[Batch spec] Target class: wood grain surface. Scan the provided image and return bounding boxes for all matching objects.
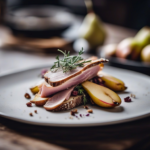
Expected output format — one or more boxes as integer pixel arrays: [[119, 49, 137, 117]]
[[1, 23, 150, 150], [0, 116, 150, 150]]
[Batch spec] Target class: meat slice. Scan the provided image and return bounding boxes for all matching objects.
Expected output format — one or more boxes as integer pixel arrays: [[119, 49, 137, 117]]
[[40, 64, 100, 97], [44, 87, 74, 111], [44, 58, 108, 87]]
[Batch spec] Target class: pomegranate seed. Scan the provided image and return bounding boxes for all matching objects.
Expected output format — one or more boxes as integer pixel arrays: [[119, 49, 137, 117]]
[[99, 83, 105, 86], [124, 96, 132, 102], [26, 102, 32, 107], [86, 114, 90, 116], [80, 114, 82, 117], [71, 90, 78, 96], [93, 77, 98, 83]]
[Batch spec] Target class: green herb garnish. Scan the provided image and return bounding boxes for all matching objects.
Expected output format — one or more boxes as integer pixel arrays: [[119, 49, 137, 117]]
[[51, 48, 91, 73], [75, 85, 88, 105]]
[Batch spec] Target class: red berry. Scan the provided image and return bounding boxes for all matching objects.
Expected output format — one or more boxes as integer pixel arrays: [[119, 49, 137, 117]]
[[71, 90, 78, 96], [93, 77, 98, 83], [124, 96, 132, 102], [26, 102, 32, 107]]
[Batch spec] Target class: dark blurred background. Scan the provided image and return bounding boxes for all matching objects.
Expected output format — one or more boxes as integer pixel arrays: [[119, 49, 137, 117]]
[[0, 0, 150, 74], [2, 0, 150, 30]]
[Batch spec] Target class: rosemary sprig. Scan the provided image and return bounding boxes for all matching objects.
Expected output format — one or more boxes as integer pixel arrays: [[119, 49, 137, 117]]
[[51, 48, 91, 73]]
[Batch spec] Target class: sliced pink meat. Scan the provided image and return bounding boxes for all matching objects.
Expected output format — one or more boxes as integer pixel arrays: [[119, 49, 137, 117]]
[[44, 86, 74, 110], [40, 64, 101, 97], [44, 58, 108, 87]]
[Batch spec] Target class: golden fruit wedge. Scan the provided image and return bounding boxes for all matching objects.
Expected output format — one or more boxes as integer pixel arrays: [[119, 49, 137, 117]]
[[97, 71, 127, 92], [30, 79, 44, 95], [30, 93, 49, 106], [30, 86, 39, 95], [82, 81, 121, 108]]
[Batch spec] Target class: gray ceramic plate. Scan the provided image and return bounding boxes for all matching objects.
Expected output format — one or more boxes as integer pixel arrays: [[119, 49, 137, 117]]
[[0, 66, 150, 126]]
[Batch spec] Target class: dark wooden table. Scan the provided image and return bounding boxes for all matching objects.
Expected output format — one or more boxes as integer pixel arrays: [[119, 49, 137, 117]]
[[0, 24, 150, 150]]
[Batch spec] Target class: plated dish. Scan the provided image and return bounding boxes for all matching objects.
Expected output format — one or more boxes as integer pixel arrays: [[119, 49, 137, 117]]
[[0, 63, 150, 126], [28, 49, 127, 114], [0, 49, 150, 127]]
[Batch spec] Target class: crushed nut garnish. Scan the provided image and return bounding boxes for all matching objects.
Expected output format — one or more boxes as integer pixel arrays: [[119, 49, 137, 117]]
[[69, 116, 73, 119], [72, 109, 78, 113], [87, 109, 93, 113], [29, 113, 33, 116], [34, 110, 37, 113], [130, 94, 136, 98], [26, 102, 32, 107], [84, 105, 89, 109], [70, 109, 78, 116], [125, 86, 128, 90], [97, 77, 103, 83], [24, 93, 31, 99]]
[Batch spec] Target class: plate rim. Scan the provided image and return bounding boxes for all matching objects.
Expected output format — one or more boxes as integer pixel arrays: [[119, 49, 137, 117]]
[[0, 65, 150, 127]]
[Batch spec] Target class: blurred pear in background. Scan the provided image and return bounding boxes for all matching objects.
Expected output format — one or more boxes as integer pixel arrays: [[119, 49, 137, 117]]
[[78, 0, 106, 49]]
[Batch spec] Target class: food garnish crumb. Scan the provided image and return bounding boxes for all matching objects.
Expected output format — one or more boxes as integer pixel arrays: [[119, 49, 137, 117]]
[[70, 111, 75, 116], [26, 102, 32, 107], [29, 113, 33, 116], [72, 109, 78, 113], [84, 105, 89, 109], [24, 93, 31, 99], [130, 94, 136, 98], [80, 114, 82, 117], [70, 109, 78, 116], [124, 96, 132, 102], [71, 90, 78, 96], [75, 115, 79, 119], [34, 110, 37, 113], [69, 116, 73, 119], [86, 114, 90, 116], [87, 109, 93, 113]]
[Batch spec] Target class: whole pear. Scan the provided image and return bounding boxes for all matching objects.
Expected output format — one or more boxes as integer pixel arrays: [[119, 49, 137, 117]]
[[134, 27, 150, 59], [102, 43, 117, 57], [141, 44, 150, 62], [79, 12, 106, 48], [116, 37, 137, 59]]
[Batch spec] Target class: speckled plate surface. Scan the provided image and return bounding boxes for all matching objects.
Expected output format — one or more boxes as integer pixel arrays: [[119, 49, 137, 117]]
[[0, 66, 150, 127]]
